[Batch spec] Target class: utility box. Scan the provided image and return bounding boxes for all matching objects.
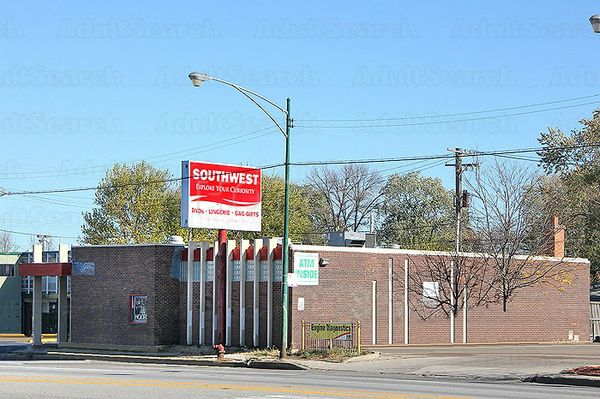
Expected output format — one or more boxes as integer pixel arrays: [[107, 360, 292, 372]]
[[326, 232, 376, 248]]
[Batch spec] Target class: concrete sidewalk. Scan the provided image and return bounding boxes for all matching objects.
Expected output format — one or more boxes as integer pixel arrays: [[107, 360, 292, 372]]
[[293, 343, 600, 386]]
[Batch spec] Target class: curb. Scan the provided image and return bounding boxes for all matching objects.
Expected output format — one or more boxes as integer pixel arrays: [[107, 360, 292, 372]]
[[342, 352, 380, 363], [523, 374, 600, 388], [28, 352, 305, 370], [38, 353, 246, 367], [246, 359, 305, 370]]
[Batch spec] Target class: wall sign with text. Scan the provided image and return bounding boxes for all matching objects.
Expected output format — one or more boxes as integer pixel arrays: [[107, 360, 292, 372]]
[[129, 295, 148, 323]]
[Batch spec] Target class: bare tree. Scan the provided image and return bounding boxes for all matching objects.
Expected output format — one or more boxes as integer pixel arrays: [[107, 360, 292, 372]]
[[306, 164, 384, 232], [394, 253, 496, 320], [0, 231, 19, 252], [466, 160, 571, 311]]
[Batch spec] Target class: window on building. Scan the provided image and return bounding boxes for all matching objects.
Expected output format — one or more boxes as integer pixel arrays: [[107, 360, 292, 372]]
[[422, 281, 440, 307], [0, 264, 15, 277], [46, 276, 58, 293], [21, 276, 32, 293], [129, 295, 148, 323]]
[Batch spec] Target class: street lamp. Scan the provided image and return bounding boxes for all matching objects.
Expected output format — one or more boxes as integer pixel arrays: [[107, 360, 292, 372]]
[[188, 72, 292, 358], [591, 15, 600, 33]]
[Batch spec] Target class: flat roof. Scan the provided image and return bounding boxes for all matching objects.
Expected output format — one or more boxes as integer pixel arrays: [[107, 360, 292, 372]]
[[72, 243, 185, 249], [292, 244, 590, 264]]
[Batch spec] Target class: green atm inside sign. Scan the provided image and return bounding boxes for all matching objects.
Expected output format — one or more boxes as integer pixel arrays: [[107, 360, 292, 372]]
[[293, 252, 319, 285]]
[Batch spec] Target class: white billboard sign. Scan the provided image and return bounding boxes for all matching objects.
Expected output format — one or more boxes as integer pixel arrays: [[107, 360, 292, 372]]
[[181, 161, 262, 231]]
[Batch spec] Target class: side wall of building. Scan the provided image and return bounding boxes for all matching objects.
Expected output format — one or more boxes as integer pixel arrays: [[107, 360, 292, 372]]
[[0, 253, 22, 333], [70, 245, 181, 347], [290, 247, 590, 348]]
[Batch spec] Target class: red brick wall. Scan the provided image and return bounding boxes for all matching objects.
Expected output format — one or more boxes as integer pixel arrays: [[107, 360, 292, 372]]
[[71, 245, 181, 347], [290, 247, 590, 348], [73, 243, 588, 349]]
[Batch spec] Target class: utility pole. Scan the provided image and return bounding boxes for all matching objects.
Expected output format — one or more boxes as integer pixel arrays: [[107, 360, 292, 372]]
[[446, 148, 477, 344], [37, 234, 51, 252]]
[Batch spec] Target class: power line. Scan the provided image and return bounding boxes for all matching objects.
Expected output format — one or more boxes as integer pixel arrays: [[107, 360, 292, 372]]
[[295, 100, 600, 129], [291, 153, 454, 166], [2, 142, 598, 198], [291, 142, 600, 167], [0, 126, 278, 179], [296, 93, 600, 123], [492, 154, 541, 163], [0, 227, 78, 239], [0, 163, 283, 197]]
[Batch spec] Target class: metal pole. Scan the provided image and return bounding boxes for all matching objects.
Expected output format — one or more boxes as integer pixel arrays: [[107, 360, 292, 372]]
[[280, 98, 291, 359], [301, 320, 305, 351], [357, 321, 361, 353]]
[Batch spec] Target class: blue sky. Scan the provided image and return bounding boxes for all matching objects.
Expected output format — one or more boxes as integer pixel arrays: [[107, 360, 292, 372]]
[[2, 1, 600, 249]]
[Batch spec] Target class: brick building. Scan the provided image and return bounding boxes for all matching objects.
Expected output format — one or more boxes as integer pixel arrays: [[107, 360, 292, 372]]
[[70, 245, 181, 347], [66, 240, 590, 349], [290, 246, 590, 347]]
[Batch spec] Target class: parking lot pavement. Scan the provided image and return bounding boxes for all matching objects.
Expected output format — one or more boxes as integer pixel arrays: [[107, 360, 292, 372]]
[[294, 343, 600, 380]]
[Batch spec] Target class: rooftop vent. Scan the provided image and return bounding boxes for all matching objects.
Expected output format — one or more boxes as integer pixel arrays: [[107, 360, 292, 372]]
[[326, 231, 376, 248]]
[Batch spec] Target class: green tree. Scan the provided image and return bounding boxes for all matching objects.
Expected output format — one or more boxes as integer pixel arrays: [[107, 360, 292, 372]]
[[82, 165, 317, 245], [81, 162, 187, 244], [379, 172, 454, 250], [242, 175, 319, 244], [538, 109, 600, 282]]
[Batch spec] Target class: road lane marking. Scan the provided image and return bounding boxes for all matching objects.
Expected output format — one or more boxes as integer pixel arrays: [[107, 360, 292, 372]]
[[0, 376, 470, 399]]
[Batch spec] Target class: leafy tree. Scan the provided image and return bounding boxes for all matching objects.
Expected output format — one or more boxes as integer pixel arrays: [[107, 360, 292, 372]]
[[306, 165, 384, 233], [81, 165, 316, 245], [538, 109, 600, 282], [379, 172, 454, 250], [241, 175, 320, 244], [81, 162, 186, 244]]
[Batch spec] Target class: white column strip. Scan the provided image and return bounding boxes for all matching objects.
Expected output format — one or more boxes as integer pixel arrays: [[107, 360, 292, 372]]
[[450, 260, 455, 344], [199, 242, 208, 345], [253, 239, 261, 347], [225, 239, 235, 346], [239, 239, 250, 347], [186, 231, 194, 346], [388, 258, 393, 345], [404, 258, 409, 345], [372, 280, 377, 345], [212, 240, 218, 346]]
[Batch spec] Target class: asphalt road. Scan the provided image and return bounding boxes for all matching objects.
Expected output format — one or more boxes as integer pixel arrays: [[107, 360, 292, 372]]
[[0, 360, 598, 399]]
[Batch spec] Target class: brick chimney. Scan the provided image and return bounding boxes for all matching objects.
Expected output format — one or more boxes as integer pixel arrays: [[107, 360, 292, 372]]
[[545, 216, 565, 258]]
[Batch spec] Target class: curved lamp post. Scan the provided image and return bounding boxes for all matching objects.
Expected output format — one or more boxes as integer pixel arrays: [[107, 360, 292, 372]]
[[188, 72, 292, 358]]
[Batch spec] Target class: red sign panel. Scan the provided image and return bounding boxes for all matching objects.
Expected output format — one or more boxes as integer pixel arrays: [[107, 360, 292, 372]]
[[181, 161, 262, 231]]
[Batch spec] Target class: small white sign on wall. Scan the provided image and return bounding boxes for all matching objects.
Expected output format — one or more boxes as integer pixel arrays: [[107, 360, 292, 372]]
[[297, 297, 305, 311]]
